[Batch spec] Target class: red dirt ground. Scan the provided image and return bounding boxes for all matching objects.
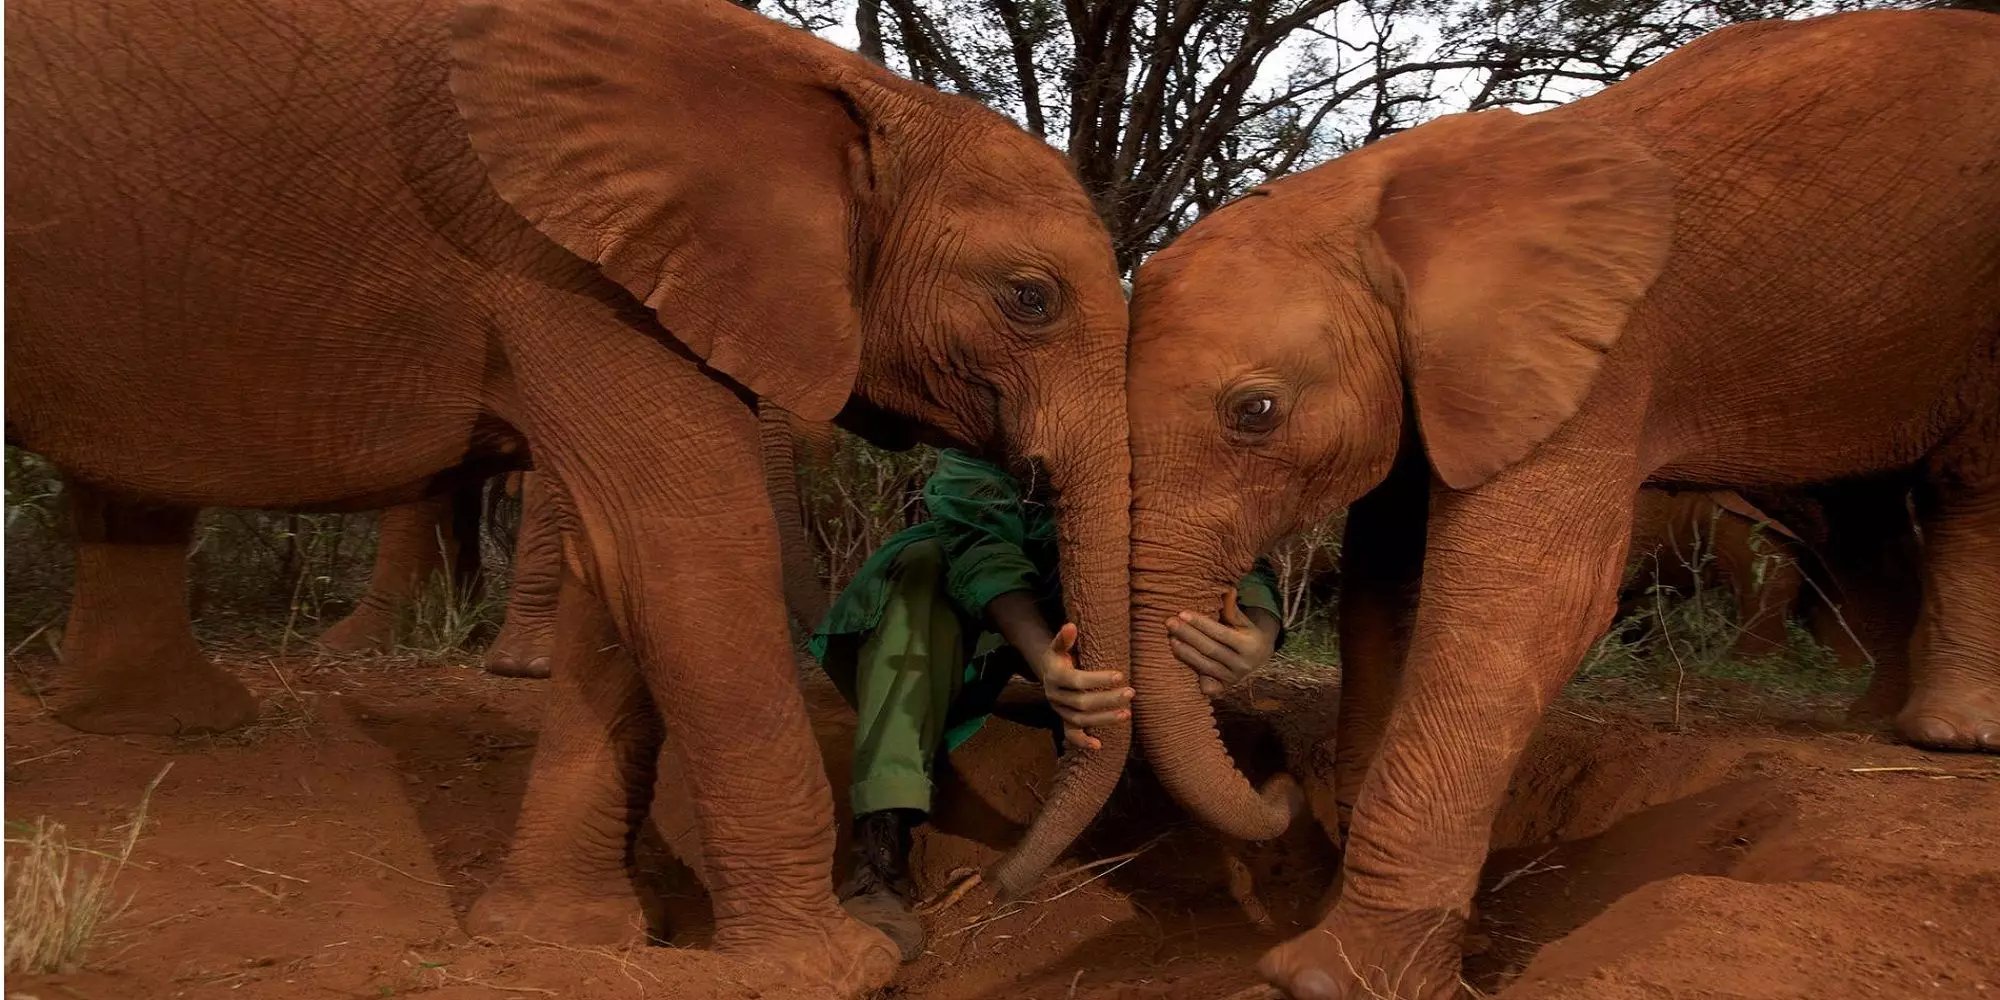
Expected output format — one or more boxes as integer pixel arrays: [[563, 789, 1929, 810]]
[[5, 651, 1997, 1000]]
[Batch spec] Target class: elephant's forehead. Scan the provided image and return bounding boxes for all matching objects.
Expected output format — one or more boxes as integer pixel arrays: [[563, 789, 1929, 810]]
[[940, 131, 1099, 215], [1133, 243, 1327, 341]]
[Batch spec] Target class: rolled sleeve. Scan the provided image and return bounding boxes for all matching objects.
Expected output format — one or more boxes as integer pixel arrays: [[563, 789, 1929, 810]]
[[924, 451, 1044, 620], [1234, 558, 1288, 651]]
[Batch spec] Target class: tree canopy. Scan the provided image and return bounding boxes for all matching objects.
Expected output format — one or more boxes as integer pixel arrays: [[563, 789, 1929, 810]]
[[742, 0, 1939, 270]]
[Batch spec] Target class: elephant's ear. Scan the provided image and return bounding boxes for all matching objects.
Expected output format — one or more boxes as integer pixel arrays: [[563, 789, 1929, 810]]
[[1369, 109, 1675, 490], [449, 0, 883, 422], [1710, 491, 1806, 546]]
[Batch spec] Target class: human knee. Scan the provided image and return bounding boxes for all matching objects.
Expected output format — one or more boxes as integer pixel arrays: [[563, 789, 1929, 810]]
[[886, 538, 950, 592]]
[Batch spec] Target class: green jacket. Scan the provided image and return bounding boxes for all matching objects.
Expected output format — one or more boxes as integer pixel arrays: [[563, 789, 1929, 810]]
[[809, 449, 1285, 659]]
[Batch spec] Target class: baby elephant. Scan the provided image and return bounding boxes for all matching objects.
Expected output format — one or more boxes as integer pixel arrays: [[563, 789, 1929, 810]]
[[1123, 11, 1999, 999]]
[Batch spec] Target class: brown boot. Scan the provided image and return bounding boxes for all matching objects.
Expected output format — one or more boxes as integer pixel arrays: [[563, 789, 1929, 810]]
[[838, 809, 925, 962]]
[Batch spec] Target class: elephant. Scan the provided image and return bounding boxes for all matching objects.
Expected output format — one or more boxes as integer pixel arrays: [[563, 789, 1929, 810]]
[[313, 477, 519, 662], [1122, 11, 1997, 998], [1619, 487, 1926, 690], [6, 0, 1134, 991], [1741, 479, 1927, 719], [317, 409, 838, 675], [1619, 489, 1808, 661]]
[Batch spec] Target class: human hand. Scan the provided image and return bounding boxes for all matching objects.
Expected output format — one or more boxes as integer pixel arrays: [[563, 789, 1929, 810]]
[[1168, 592, 1280, 697], [1036, 623, 1132, 752]]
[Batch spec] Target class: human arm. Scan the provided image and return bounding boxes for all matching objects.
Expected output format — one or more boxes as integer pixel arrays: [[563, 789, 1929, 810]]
[[1167, 566, 1286, 697], [987, 591, 1132, 752]]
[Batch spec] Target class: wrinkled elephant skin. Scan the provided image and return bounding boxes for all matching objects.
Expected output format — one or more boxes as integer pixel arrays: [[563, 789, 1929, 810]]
[[1122, 12, 1999, 999], [323, 408, 829, 679], [7, 0, 1132, 993]]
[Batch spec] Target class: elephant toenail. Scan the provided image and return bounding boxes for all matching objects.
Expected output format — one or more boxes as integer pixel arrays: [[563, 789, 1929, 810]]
[[1907, 715, 1962, 747], [1976, 722, 2000, 751], [1292, 968, 1339, 1000]]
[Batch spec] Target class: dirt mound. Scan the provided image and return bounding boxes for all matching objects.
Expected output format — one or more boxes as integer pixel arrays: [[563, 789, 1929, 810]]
[[5, 652, 1997, 999]]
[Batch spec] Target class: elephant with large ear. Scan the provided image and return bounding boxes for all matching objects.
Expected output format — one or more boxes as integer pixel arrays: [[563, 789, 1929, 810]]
[[318, 408, 835, 675], [1122, 11, 1998, 998], [6, 0, 1132, 991]]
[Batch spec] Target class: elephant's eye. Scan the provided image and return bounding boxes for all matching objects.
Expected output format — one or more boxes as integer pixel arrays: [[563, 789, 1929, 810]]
[[1002, 281, 1055, 324], [1226, 392, 1281, 435]]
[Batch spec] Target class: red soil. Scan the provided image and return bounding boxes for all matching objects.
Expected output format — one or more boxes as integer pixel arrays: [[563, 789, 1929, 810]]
[[5, 652, 1996, 1000]]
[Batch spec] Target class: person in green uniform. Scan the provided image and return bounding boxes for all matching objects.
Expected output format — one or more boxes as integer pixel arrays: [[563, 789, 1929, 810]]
[[810, 449, 1285, 959]]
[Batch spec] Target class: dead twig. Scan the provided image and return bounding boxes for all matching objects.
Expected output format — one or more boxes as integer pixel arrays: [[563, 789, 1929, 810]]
[[522, 934, 660, 989], [1487, 848, 1564, 895], [934, 832, 1170, 928], [914, 867, 982, 915], [9, 745, 82, 767], [946, 904, 1027, 937], [346, 851, 455, 889], [264, 657, 306, 716], [439, 970, 557, 995], [224, 859, 310, 884], [224, 881, 286, 902], [1848, 765, 1997, 780], [1037, 832, 1171, 890], [1036, 851, 1146, 906], [8, 620, 58, 659], [1552, 705, 1607, 725], [1654, 586, 1687, 730]]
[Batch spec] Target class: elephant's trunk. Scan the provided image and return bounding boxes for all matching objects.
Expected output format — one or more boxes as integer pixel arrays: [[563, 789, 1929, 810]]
[[1129, 521, 1302, 841], [758, 406, 830, 633], [986, 423, 1133, 899]]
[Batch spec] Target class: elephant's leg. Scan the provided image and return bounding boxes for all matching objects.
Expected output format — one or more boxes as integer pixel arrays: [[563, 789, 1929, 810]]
[[53, 482, 257, 735], [470, 543, 661, 944], [760, 406, 830, 635], [1330, 453, 1429, 839], [493, 297, 896, 995], [1802, 479, 1923, 721], [1261, 471, 1634, 1000], [1901, 480, 2000, 752], [317, 493, 456, 653], [485, 472, 560, 679]]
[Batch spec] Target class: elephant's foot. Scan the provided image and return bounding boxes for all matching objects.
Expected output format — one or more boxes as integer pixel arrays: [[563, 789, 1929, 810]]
[[316, 604, 398, 655], [1257, 905, 1465, 1000], [467, 875, 646, 946], [52, 654, 258, 736], [483, 618, 554, 678], [1897, 678, 2000, 752], [715, 910, 900, 1000]]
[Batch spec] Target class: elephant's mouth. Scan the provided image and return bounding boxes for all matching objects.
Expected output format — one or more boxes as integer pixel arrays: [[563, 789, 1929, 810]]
[[832, 395, 926, 452]]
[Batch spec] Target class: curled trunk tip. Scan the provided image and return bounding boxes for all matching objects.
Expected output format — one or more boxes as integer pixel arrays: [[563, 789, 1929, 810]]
[[1131, 543, 1307, 843]]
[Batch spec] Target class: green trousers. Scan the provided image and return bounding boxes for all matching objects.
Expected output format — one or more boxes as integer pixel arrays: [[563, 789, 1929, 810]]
[[818, 539, 1028, 816]]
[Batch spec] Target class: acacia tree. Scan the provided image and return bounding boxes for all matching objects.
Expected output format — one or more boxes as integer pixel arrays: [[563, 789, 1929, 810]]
[[769, 0, 1905, 269]]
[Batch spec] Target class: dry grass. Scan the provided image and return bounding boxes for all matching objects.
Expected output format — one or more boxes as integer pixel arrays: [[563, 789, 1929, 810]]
[[399, 567, 505, 664], [4, 763, 172, 975]]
